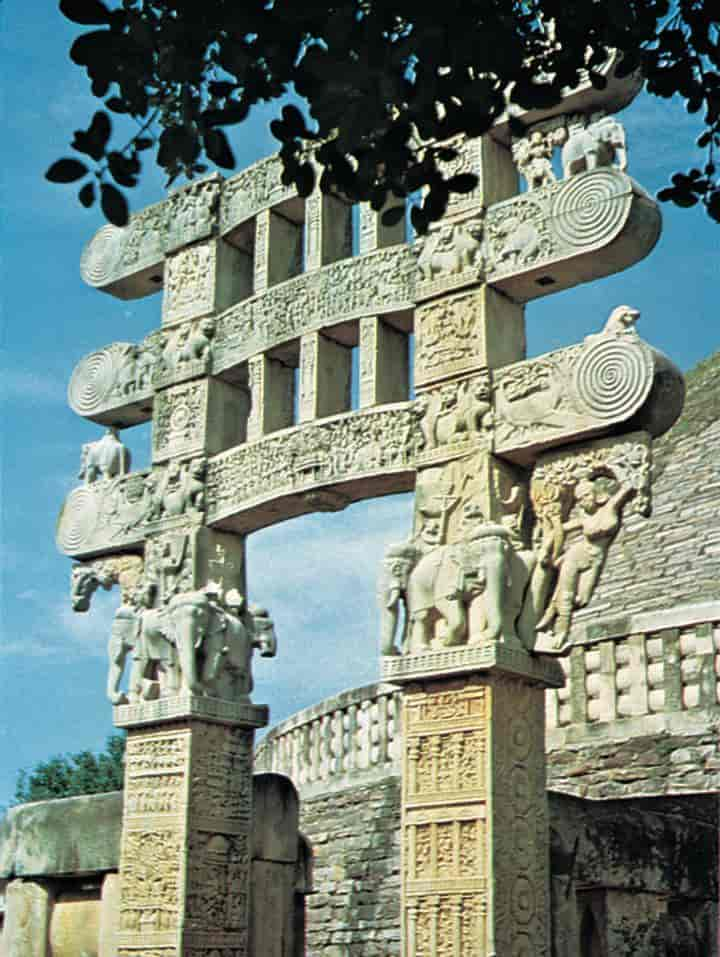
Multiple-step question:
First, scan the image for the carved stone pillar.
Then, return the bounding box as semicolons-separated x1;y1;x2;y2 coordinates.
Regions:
152;377;249;462
2;879;53;957
162;238;251;327
303;190;352;271
391;659;561;957
114;698;267;957
254;208;303;293
358;200;406;254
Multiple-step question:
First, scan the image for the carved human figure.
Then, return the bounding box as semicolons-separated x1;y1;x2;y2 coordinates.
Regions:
405;514;447;652
561;115;627;178
79;426;131;484
158;533;189;600
142;458;207;523
536;476;635;650
107;595;141;705
130;580;180;701
434;384;462;445
513;130;558;190
135;337;159;391
378;542;418;655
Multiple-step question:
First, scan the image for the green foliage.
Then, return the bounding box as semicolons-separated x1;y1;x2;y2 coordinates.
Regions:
13;733;125;804
48;1;720;228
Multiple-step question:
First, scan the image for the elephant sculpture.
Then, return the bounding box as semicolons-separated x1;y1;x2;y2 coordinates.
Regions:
381;508;514;655
130;587;278;701
561;116;627;179
405;527;510;652
79;427;131;484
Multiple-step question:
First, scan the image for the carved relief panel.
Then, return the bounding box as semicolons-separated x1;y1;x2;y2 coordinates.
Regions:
402;680;490;957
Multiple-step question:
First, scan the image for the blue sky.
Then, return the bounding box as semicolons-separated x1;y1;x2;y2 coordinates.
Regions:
1;5;718;809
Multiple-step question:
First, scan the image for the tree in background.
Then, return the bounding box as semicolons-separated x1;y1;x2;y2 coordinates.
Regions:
13;733;125;804
47;0;720;229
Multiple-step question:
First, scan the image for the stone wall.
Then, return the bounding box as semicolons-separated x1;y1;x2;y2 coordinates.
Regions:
301;779;402;957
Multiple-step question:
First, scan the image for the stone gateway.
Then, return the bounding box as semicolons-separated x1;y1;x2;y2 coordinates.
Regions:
5;55;715;957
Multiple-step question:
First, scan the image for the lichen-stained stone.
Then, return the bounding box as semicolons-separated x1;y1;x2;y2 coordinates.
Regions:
0;792;122;880
2;880;52;957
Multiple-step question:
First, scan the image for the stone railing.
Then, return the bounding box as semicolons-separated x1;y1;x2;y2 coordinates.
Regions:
255;683;402;799
255;603;720;802
546;602;720;739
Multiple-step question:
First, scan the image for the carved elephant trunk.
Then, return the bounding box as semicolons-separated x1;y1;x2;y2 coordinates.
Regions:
167;592;211;695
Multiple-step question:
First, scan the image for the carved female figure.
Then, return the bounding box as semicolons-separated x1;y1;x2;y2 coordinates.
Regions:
537;477;635;647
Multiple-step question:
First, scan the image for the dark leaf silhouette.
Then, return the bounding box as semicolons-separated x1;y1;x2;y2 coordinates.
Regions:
46;158;88;183
60;0;111;27
49;0;720;228
100;182;129;226
381;204;406;227
204;129;235;169
78;181;95;208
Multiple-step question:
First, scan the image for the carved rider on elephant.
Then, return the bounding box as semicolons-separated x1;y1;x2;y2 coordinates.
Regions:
402;503;511;653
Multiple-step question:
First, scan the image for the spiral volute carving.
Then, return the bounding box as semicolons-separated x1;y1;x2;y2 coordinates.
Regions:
57;487;99;554
550;169;627;248
79;224;125;287
68;345;130;416
573;336;653;420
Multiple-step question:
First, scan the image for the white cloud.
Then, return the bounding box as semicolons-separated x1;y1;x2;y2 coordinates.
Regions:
1;587;117;662
57;589;117;658
248;494;413;723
